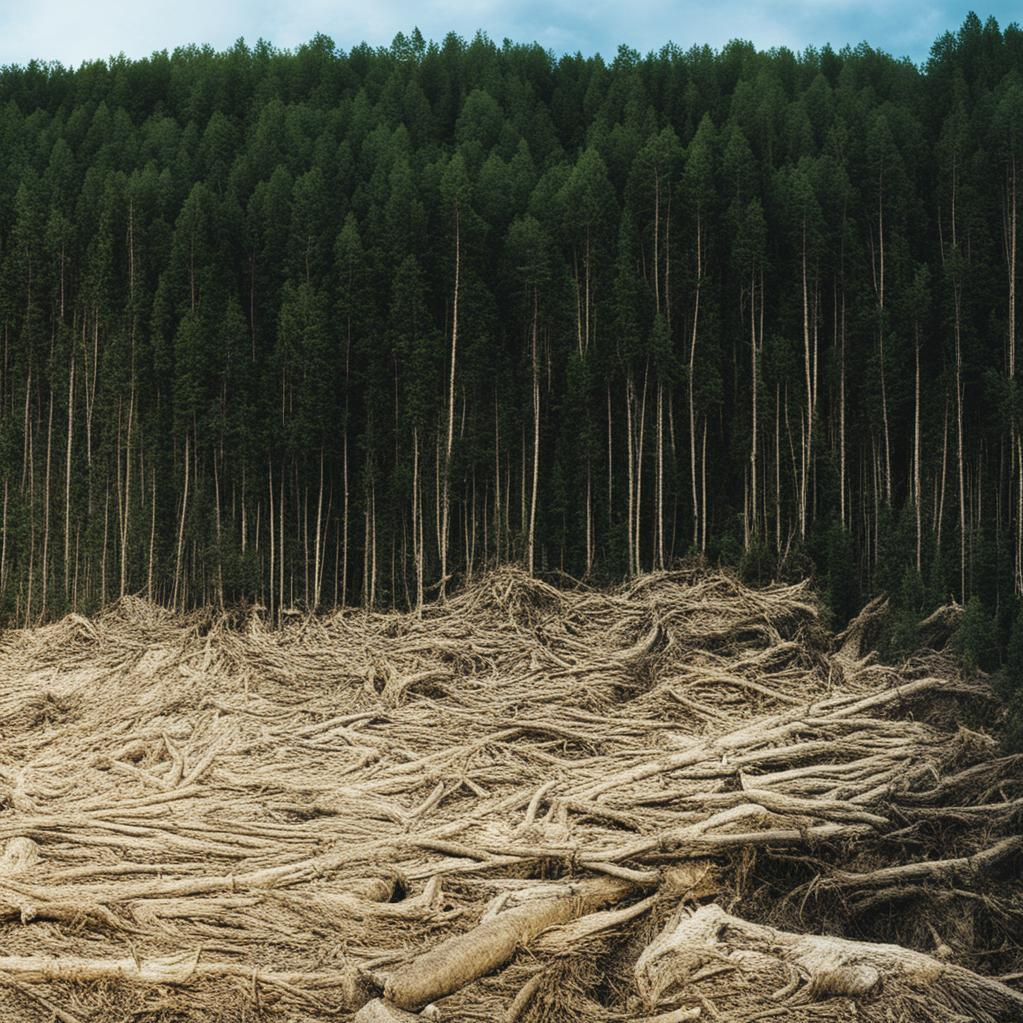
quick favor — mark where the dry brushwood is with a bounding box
[0,566,1019,1022]
[634,904,1023,1022]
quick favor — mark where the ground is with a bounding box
[0,568,1020,1021]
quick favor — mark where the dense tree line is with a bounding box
[1,15,1023,657]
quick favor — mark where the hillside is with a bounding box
[1,18,1023,639]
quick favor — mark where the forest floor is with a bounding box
[0,568,1021,1023]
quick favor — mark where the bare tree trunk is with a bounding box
[268,460,276,621]
[936,398,949,548]
[413,427,423,611]
[147,469,156,599]
[626,375,635,576]
[279,463,285,619]
[101,488,110,610]
[1014,439,1023,597]
[775,382,782,555]
[584,228,591,353]
[302,483,309,607]
[37,391,52,617]
[64,356,74,595]
[119,385,134,598]
[700,416,708,553]
[607,385,614,534]
[955,287,966,598]
[172,433,190,611]
[313,449,324,608]
[493,397,501,565]
[1011,152,1018,380]
[342,432,349,606]
[21,368,31,495]
[914,328,922,573]
[749,270,758,546]
[213,452,223,609]
[876,173,892,506]
[0,478,7,593]
[840,289,847,528]
[1008,154,1020,590]
[369,479,377,608]
[799,223,811,538]
[25,400,34,624]
[656,381,664,569]
[1018,435,1023,595]
[880,330,893,505]
[653,171,660,313]
[440,201,460,600]
[689,210,702,548]
[586,466,593,575]
[634,367,648,573]
[528,290,540,576]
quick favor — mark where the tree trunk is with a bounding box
[172,433,190,612]
[64,356,74,595]
[441,201,460,600]
[528,289,540,576]
[689,210,702,549]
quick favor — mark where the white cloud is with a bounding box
[0,0,1011,68]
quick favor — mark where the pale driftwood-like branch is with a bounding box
[0,568,1017,1022]
[636,904,1023,1022]
[385,876,637,1008]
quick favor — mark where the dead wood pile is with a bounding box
[0,567,1019,1022]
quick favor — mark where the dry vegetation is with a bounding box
[0,568,1020,1022]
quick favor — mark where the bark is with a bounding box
[172,434,189,612]
[441,200,460,600]
[636,904,1023,1022]
[384,877,636,1009]
[527,289,540,576]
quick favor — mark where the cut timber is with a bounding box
[635,904,1023,1022]
[384,876,637,1009]
[0,837,40,875]
[0,953,367,1002]
[354,1000,423,1021]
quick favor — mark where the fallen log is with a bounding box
[635,904,1023,1022]
[0,952,367,1002]
[384,875,637,1009]
[354,1000,423,1021]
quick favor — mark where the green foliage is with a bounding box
[994,606,1023,750]
[821,522,860,628]
[953,596,999,673]
[0,19,1021,669]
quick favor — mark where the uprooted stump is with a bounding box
[0,568,1019,1021]
[635,904,1023,1023]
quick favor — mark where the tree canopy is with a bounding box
[1,18,1022,645]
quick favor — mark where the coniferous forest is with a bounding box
[8,16,1023,1022]
[1,13,1022,656]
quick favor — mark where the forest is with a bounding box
[3,15,1023,1022]
[0,13,1022,659]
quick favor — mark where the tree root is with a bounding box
[0,568,1019,1021]
[635,904,1023,1022]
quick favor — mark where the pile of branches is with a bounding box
[0,567,1020,1022]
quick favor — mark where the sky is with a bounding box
[0,1,1015,69]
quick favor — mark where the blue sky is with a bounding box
[0,1,1015,68]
